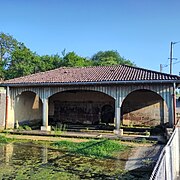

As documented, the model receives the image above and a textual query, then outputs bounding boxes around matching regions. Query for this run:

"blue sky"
[1,0,180,75]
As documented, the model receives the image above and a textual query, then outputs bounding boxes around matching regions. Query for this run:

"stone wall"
[49,91,115,125]
[14,91,42,125]
[122,90,168,127]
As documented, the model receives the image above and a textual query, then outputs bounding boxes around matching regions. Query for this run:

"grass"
[15,125,32,131]
[52,139,129,158]
[51,124,67,136]
[0,135,12,143]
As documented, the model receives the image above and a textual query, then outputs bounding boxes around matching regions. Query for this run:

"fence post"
[177,128,180,176]
[165,146,173,180]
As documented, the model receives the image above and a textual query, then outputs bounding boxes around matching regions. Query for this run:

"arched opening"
[49,90,115,129]
[15,91,42,129]
[121,89,168,127]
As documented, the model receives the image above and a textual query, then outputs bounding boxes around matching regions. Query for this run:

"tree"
[62,51,92,67]
[0,32,136,80]
[0,32,19,78]
[39,54,63,72]
[91,50,135,66]
[6,45,40,79]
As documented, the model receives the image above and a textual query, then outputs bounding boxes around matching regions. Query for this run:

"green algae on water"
[52,139,129,158]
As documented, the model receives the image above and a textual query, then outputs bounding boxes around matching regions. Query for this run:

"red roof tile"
[2,65,180,85]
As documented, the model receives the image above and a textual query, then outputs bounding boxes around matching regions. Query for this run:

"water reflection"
[0,143,14,165]
[0,142,129,179]
[42,145,48,163]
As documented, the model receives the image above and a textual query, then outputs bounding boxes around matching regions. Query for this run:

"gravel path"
[125,144,164,171]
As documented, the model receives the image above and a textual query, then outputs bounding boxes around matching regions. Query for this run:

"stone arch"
[11,88,42,102]
[14,91,43,129]
[121,89,168,127]
[48,89,115,126]
[46,86,116,100]
[121,86,167,104]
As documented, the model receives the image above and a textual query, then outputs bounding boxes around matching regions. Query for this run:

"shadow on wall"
[101,105,114,124]
[14,91,42,129]
[121,90,168,127]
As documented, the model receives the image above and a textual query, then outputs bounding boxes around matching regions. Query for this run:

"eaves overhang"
[1,79,180,87]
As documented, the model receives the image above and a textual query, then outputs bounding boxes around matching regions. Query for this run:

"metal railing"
[150,127,180,180]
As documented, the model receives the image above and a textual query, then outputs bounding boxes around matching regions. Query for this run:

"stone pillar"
[116,107,121,130]
[5,86,9,129]
[0,87,6,129]
[41,98,51,131]
[114,99,123,135]
[5,86,14,129]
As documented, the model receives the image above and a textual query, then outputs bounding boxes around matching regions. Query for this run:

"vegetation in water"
[0,135,11,143]
[0,138,154,180]
[52,139,129,158]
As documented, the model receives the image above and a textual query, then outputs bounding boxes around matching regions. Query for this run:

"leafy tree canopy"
[0,32,19,62]
[0,32,19,78]
[39,54,63,72]
[62,51,92,67]
[91,50,135,66]
[6,44,40,79]
[0,32,135,80]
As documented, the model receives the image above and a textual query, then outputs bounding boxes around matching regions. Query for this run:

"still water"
[0,142,128,179]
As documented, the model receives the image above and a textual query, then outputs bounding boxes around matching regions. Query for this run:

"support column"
[114,98,123,135]
[0,87,6,129]
[115,107,121,130]
[41,98,51,131]
[5,86,10,129]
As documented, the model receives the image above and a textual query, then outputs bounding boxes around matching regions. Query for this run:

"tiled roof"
[2,65,180,85]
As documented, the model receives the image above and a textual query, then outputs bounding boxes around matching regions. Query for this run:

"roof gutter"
[1,79,180,87]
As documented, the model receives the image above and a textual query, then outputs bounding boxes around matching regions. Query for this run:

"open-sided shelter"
[0,65,179,132]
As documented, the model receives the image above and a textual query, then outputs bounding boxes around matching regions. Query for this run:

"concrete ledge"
[41,126,51,131]
[2,130,161,142]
